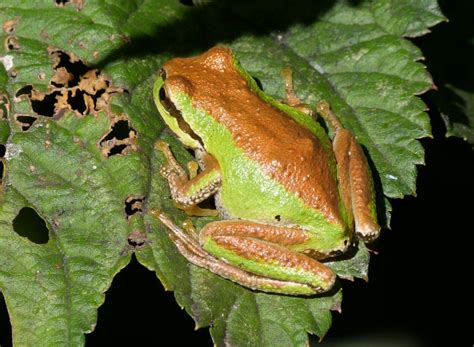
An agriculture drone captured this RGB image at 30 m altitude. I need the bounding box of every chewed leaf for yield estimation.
[439,85,474,144]
[326,243,371,281]
[0,0,443,346]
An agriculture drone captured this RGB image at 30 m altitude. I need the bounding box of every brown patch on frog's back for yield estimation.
[163,47,343,225]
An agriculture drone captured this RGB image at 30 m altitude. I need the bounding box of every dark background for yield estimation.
[1,0,473,346]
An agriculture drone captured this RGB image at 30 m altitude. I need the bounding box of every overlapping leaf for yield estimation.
[439,85,474,144]
[426,2,474,145]
[0,0,443,345]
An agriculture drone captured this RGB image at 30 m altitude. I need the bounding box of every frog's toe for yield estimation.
[159,165,173,178]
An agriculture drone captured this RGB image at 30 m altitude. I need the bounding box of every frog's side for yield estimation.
[153,46,380,295]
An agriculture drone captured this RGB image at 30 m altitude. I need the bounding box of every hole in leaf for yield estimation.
[26,50,124,118]
[180,0,195,6]
[127,230,146,248]
[15,85,33,98]
[0,145,5,157]
[99,119,137,157]
[274,215,281,221]
[49,67,74,88]
[8,69,17,79]
[3,18,18,34]
[124,197,144,218]
[15,49,125,126]
[5,36,19,50]
[53,51,89,87]
[127,236,145,248]
[30,91,61,117]
[108,144,127,156]
[55,0,83,10]
[12,207,49,244]
[102,120,132,142]
[67,89,87,114]
[15,115,37,131]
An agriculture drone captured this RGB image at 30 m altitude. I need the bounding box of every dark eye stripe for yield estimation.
[159,86,203,147]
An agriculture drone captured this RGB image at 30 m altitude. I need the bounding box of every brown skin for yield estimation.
[316,102,379,241]
[199,221,334,280]
[155,211,325,294]
[163,47,343,226]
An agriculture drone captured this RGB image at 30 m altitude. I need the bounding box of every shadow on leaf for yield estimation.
[94,0,363,68]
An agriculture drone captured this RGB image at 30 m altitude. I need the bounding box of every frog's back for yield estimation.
[164,47,344,227]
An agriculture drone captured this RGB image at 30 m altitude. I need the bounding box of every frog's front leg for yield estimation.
[316,102,380,241]
[282,70,380,241]
[156,141,221,216]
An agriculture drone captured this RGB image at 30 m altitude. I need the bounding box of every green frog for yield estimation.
[152,46,379,295]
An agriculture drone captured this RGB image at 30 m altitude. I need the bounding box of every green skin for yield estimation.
[153,51,377,295]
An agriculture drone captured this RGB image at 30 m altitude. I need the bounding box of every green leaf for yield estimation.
[225,3,440,198]
[0,0,443,345]
[326,243,370,281]
[419,0,473,145]
[439,85,474,144]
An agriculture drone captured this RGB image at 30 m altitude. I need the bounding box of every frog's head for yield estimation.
[153,69,203,150]
[154,47,238,151]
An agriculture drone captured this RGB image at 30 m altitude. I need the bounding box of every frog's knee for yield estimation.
[325,235,352,257]
[336,235,352,254]
[198,224,214,246]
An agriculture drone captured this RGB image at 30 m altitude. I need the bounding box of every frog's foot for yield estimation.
[155,140,222,215]
[155,213,333,296]
[316,101,380,242]
[156,140,187,178]
[151,210,209,259]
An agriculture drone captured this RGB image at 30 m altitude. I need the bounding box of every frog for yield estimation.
[152,46,380,296]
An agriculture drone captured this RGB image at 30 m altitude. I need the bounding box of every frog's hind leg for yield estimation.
[316,101,380,242]
[155,212,325,295]
[199,220,336,295]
